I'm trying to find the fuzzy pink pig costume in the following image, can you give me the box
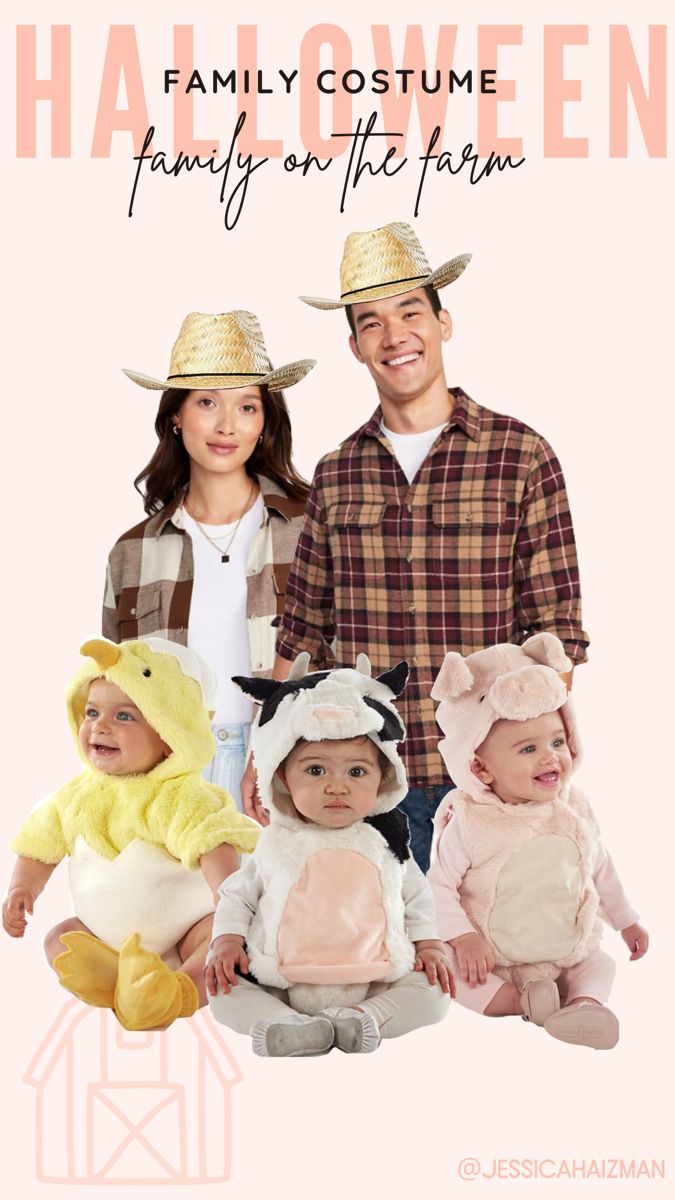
[428,634,640,1038]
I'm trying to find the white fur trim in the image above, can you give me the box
[245,822,415,990]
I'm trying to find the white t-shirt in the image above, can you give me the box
[380,419,447,484]
[182,494,264,725]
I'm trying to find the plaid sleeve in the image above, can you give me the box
[102,559,120,642]
[275,468,337,669]
[514,438,590,664]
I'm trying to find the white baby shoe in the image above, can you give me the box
[251,1012,334,1058]
[321,1007,382,1054]
[544,1001,619,1050]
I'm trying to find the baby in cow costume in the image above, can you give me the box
[428,633,649,1049]
[207,653,453,1056]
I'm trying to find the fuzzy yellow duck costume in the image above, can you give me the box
[11,637,259,1029]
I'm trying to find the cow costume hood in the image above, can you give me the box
[234,652,409,818]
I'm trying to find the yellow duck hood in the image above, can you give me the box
[68,637,217,780]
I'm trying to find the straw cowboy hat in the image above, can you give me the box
[299,222,472,310]
[123,310,316,391]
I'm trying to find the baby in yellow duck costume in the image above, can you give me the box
[3,636,259,1030]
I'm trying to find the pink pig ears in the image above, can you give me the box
[521,633,571,672]
[431,652,474,701]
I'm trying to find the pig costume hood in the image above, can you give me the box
[234,651,410,818]
[432,632,579,808]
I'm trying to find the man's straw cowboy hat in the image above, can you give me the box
[299,222,471,310]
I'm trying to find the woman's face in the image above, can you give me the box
[173,387,265,478]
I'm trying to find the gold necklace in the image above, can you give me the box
[184,479,258,564]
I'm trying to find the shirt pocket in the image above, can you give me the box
[324,502,386,575]
[431,497,507,581]
[116,584,163,640]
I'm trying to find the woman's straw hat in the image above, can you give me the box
[123,311,316,391]
[299,222,471,310]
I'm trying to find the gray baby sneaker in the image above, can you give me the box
[321,1007,382,1053]
[251,1012,334,1058]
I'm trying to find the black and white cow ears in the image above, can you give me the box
[233,652,312,702]
[234,656,409,704]
[354,655,409,698]
[231,675,280,704]
[375,661,409,697]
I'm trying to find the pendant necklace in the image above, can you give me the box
[184,479,258,563]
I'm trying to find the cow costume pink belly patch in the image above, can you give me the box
[277,849,391,984]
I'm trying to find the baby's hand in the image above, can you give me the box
[621,922,649,961]
[2,888,34,937]
[241,758,270,828]
[450,931,495,986]
[204,936,249,996]
[414,944,456,996]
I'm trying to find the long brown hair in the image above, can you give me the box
[134,386,310,515]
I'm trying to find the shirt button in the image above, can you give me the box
[464,512,473,523]
[217,729,229,741]
[409,605,416,614]
[130,607,136,615]
[255,662,263,669]
[406,553,413,563]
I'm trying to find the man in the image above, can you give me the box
[268,222,589,870]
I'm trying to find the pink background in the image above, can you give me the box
[1,0,672,1195]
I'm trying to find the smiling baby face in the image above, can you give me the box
[78,679,170,776]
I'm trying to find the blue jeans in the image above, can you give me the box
[203,722,250,812]
[397,785,453,873]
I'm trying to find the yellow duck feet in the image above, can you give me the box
[53,931,119,1008]
[114,933,199,1031]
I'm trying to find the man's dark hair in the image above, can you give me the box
[345,284,443,337]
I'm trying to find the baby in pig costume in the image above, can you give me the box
[428,633,648,1049]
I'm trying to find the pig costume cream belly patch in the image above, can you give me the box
[489,834,583,962]
[453,788,601,977]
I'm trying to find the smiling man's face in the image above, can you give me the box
[348,288,452,409]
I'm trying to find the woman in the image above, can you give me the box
[103,310,314,812]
